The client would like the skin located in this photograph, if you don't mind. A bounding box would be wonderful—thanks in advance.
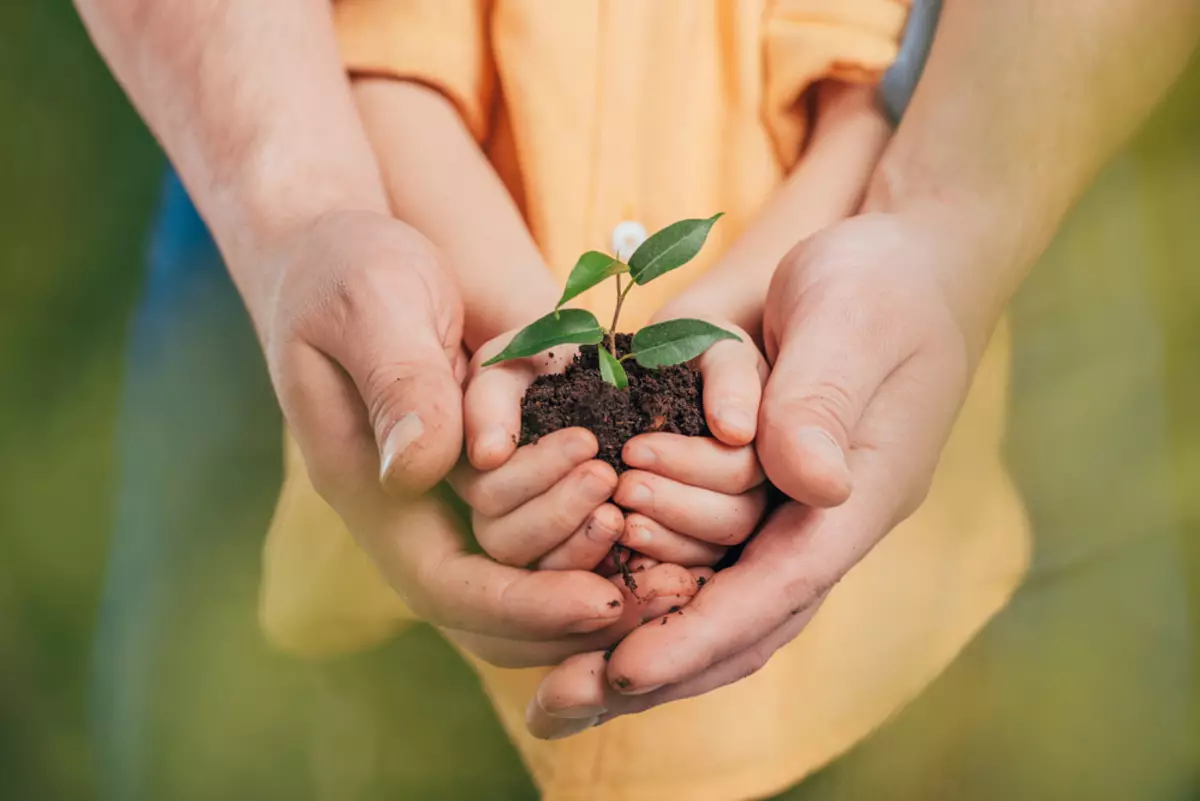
[74,0,628,647]
[353,78,786,572]
[529,0,1200,738]
[329,70,886,671]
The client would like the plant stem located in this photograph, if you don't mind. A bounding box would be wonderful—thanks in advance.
[609,274,622,357]
[609,274,635,358]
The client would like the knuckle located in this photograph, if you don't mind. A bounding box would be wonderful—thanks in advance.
[763,380,856,437]
[465,479,508,519]
[474,520,524,567]
[730,459,763,494]
[304,460,343,504]
[361,362,421,428]
[577,461,618,496]
[737,644,774,681]
[783,567,840,615]
[549,502,585,536]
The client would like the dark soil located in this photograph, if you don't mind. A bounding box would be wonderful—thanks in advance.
[519,334,708,472]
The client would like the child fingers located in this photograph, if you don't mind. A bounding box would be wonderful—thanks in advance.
[614,470,769,545]
[449,428,598,517]
[605,562,703,629]
[463,360,535,470]
[537,503,625,571]
[465,342,579,471]
[621,433,764,494]
[475,460,618,566]
[620,514,728,566]
[527,565,714,732]
[695,329,768,447]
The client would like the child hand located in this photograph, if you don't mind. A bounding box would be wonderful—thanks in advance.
[450,333,623,570]
[613,320,770,565]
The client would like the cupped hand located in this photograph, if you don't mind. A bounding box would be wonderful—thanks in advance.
[614,319,770,566]
[528,212,982,737]
[256,210,628,645]
[453,332,627,570]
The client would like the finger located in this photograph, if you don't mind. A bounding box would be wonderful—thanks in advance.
[305,257,464,497]
[620,514,728,566]
[449,428,598,517]
[538,503,625,571]
[527,599,815,739]
[462,359,534,471]
[359,495,624,639]
[613,470,768,545]
[474,460,618,566]
[441,564,708,670]
[695,330,768,446]
[464,345,576,471]
[605,474,897,693]
[622,434,764,494]
[274,341,381,507]
[758,277,908,506]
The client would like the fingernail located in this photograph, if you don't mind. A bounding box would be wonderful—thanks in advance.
[716,406,754,438]
[624,441,655,466]
[625,483,652,507]
[798,427,848,472]
[475,426,511,461]
[545,715,600,740]
[611,676,663,695]
[548,704,607,720]
[379,413,424,482]
[567,433,596,461]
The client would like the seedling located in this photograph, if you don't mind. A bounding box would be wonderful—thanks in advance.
[483,214,740,388]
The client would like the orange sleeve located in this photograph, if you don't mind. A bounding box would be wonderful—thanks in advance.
[335,0,495,142]
[764,0,911,167]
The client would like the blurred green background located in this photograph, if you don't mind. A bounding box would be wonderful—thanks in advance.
[1,3,1197,801]
[1,4,160,798]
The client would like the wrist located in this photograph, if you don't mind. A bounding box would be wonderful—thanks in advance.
[861,163,1031,359]
[214,165,391,329]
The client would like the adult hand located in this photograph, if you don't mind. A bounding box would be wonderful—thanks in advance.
[527,212,983,737]
[257,210,627,642]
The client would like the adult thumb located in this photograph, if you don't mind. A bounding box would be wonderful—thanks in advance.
[331,310,465,497]
[757,303,895,508]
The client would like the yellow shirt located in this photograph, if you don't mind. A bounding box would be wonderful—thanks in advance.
[261,2,1031,799]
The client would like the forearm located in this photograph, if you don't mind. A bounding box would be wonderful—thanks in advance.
[75,0,389,321]
[664,84,890,338]
[353,79,559,352]
[867,0,1200,352]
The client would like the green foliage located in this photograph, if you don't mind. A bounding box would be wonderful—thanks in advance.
[557,251,628,311]
[597,346,629,388]
[630,319,741,369]
[629,213,723,286]
[482,309,604,366]
[487,214,737,386]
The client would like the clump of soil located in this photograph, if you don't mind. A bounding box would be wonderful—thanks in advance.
[519,334,708,472]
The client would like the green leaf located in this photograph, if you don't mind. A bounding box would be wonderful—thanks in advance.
[598,346,629,389]
[482,309,604,366]
[630,319,741,369]
[628,213,724,286]
[557,251,628,310]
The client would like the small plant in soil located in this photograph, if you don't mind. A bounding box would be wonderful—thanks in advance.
[485,214,739,472]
